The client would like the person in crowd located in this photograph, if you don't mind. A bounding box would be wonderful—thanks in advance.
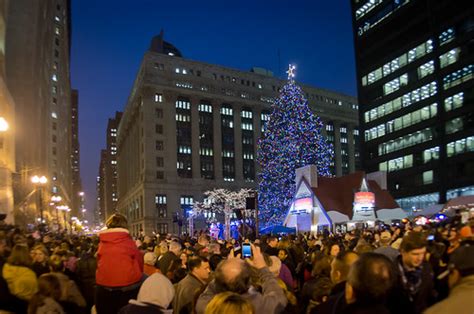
[267,255,299,313]
[424,241,474,314]
[143,252,159,276]
[119,272,174,314]
[194,235,210,253]
[300,255,331,311]
[49,254,86,312]
[305,277,332,314]
[173,256,211,314]
[374,231,399,261]
[95,213,144,314]
[204,292,255,314]
[278,248,296,277]
[28,273,64,314]
[2,244,38,301]
[0,233,29,313]
[159,240,181,276]
[389,231,436,314]
[264,236,279,256]
[344,253,396,314]
[195,244,287,314]
[75,240,97,312]
[31,245,50,278]
[326,243,341,260]
[310,251,359,314]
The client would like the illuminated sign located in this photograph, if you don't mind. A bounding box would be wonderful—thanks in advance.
[291,197,312,214]
[354,192,375,205]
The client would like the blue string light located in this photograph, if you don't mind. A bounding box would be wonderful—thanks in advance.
[257,65,333,229]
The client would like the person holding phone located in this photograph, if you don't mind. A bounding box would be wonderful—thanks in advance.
[195,244,287,314]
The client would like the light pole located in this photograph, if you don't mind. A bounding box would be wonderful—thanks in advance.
[51,195,62,231]
[31,175,48,225]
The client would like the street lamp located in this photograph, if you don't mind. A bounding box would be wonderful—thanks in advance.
[57,205,70,232]
[51,195,62,231]
[31,175,48,225]
[0,117,9,132]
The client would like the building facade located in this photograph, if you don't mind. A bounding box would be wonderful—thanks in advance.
[71,89,82,215]
[117,34,360,236]
[95,149,107,225]
[0,0,16,224]
[5,0,74,225]
[103,112,121,220]
[351,0,474,210]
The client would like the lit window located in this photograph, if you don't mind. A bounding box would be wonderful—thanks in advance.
[155,195,167,204]
[439,48,461,68]
[155,93,163,102]
[439,28,455,45]
[417,61,435,79]
[423,170,434,185]
[52,74,58,82]
[51,112,58,119]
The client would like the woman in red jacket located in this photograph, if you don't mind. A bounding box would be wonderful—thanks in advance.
[95,213,144,314]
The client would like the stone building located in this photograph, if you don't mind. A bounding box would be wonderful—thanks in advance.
[116,33,360,235]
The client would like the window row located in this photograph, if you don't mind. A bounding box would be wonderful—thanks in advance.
[357,0,411,37]
[362,39,433,86]
[176,100,191,110]
[444,92,464,112]
[379,154,413,172]
[446,136,474,157]
[365,104,437,142]
[383,73,408,96]
[443,64,473,90]
[378,127,433,156]
[178,146,191,154]
[200,148,213,156]
[364,81,437,123]
[355,0,384,20]
[199,104,212,113]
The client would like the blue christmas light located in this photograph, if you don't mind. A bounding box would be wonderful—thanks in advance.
[257,65,333,228]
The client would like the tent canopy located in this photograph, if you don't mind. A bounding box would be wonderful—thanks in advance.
[260,225,296,235]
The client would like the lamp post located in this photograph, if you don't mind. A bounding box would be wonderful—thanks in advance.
[57,205,70,232]
[31,175,48,225]
[51,195,62,231]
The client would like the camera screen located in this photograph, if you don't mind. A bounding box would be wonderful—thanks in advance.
[242,244,252,258]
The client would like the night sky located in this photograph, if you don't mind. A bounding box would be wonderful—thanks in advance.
[71,0,357,216]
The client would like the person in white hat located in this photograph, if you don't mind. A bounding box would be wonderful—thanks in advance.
[119,272,175,314]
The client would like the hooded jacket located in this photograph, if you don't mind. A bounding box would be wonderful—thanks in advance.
[118,273,174,314]
[2,263,38,300]
[96,228,143,287]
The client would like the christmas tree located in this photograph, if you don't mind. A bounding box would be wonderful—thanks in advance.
[257,65,333,228]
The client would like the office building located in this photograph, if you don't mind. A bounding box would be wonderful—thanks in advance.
[117,33,360,235]
[351,0,474,210]
[71,89,82,215]
[5,0,74,224]
[0,0,16,224]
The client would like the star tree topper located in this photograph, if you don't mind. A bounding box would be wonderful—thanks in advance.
[286,64,296,81]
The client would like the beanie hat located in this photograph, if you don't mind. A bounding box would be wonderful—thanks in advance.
[137,273,174,308]
[144,252,157,266]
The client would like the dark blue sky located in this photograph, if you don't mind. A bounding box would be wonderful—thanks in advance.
[71,0,357,215]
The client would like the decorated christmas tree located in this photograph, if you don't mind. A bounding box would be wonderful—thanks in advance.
[257,65,333,228]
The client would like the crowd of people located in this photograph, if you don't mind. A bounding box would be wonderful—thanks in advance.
[0,211,472,314]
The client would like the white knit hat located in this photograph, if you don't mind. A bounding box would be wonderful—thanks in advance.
[137,273,175,308]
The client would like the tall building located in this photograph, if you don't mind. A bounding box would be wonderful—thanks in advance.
[101,112,122,219]
[5,0,74,225]
[71,89,82,215]
[96,149,107,225]
[350,0,474,210]
[117,33,360,236]
[0,0,16,224]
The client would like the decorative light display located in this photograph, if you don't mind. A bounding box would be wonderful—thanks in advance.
[257,64,333,228]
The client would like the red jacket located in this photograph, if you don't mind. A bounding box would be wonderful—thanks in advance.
[96,228,143,287]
